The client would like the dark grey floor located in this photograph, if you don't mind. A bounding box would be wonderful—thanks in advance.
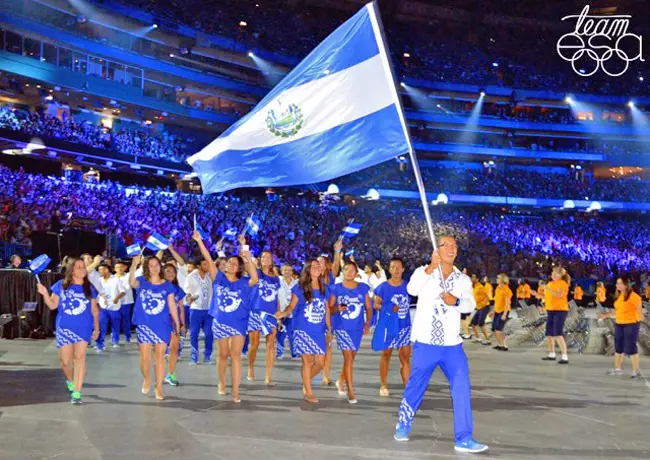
[1,337,649,460]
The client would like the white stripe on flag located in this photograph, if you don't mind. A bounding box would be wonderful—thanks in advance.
[189,55,394,164]
[343,226,360,235]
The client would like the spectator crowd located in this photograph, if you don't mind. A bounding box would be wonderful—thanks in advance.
[2,164,650,282]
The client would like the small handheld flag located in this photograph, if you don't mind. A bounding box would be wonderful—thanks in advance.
[146,232,170,251]
[126,244,142,257]
[29,253,51,284]
[345,248,355,257]
[342,223,361,238]
[245,215,262,236]
[224,228,238,239]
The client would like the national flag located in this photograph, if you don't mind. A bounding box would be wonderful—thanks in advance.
[29,254,51,275]
[342,223,362,238]
[196,223,209,241]
[145,232,170,251]
[345,248,355,257]
[259,311,279,337]
[224,228,238,239]
[126,244,142,257]
[245,216,262,236]
[188,2,411,194]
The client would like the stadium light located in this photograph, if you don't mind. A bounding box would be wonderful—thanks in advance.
[640,76,644,82]
[365,188,380,200]
[565,96,573,104]
[324,69,330,75]
[628,100,635,108]
[400,82,406,88]
[326,184,339,194]
[152,23,158,28]
[239,20,248,27]
[403,52,410,58]
[248,51,255,57]
[480,91,486,97]
[563,200,575,209]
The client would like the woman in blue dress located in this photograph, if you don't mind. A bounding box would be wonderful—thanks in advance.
[193,231,258,403]
[37,258,100,405]
[247,250,281,385]
[374,257,412,397]
[277,259,332,403]
[317,240,343,386]
[163,263,187,387]
[129,255,180,401]
[328,261,372,404]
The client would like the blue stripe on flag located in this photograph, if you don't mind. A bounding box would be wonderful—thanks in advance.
[126,244,141,257]
[192,104,408,193]
[216,7,379,140]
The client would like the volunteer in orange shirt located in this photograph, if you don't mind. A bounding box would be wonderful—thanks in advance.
[573,284,584,307]
[599,276,643,379]
[470,274,491,345]
[492,274,512,352]
[516,280,526,301]
[541,267,570,364]
[595,282,607,306]
[644,283,650,302]
[522,280,531,301]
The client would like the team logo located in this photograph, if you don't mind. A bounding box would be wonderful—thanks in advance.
[391,293,410,319]
[265,100,304,138]
[259,279,278,302]
[141,290,166,315]
[217,285,242,313]
[556,5,644,77]
[338,294,362,320]
[304,298,326,324]
[61,291,88,316]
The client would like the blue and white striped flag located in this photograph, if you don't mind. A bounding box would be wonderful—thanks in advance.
[145,232,170,251]
[188,2,411,194]
[224,228,238,239]
[342,223,362,238]
[245,216,262,236]
[29,254,51,275]
[126,244,142,257]
[345,248,355,257]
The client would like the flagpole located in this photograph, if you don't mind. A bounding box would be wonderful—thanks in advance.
[366,2,438,254]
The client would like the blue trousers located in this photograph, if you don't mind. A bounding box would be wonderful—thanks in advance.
[121,303,133,342]
[398,342,473,444]
[189,310,213,362]
[97,309,121,349]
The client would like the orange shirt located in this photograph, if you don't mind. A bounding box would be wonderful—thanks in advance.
[574,285,583,301]
[523,284,531,299]
[473,284,490,310]
[484,282,494,301]
[614,291,642,324]
[516,285,526,299]
[645,285,650,301]
[596,286,606,303]
[494,285,513,314]
[545,280,569,311]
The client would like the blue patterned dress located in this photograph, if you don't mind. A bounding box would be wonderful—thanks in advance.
[291,284,329,355]
[52,281,98,348]
[329,283,370,351]
[210,272,255,339]
[375,281,412,349]
[132,277,176,345]
[248,269,280,334]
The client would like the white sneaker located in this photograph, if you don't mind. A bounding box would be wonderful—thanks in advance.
[112,344,120,349]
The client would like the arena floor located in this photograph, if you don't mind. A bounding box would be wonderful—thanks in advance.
[1,338,649,460]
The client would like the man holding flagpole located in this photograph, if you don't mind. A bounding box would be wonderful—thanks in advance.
[394,235,488,453]
[186,1,485,452]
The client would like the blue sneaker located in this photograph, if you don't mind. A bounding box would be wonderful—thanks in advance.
[203,357,213,365]
[394,423,410,442]
[454,440,489,453]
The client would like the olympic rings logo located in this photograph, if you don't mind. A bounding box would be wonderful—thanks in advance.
[556,5,644,77]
